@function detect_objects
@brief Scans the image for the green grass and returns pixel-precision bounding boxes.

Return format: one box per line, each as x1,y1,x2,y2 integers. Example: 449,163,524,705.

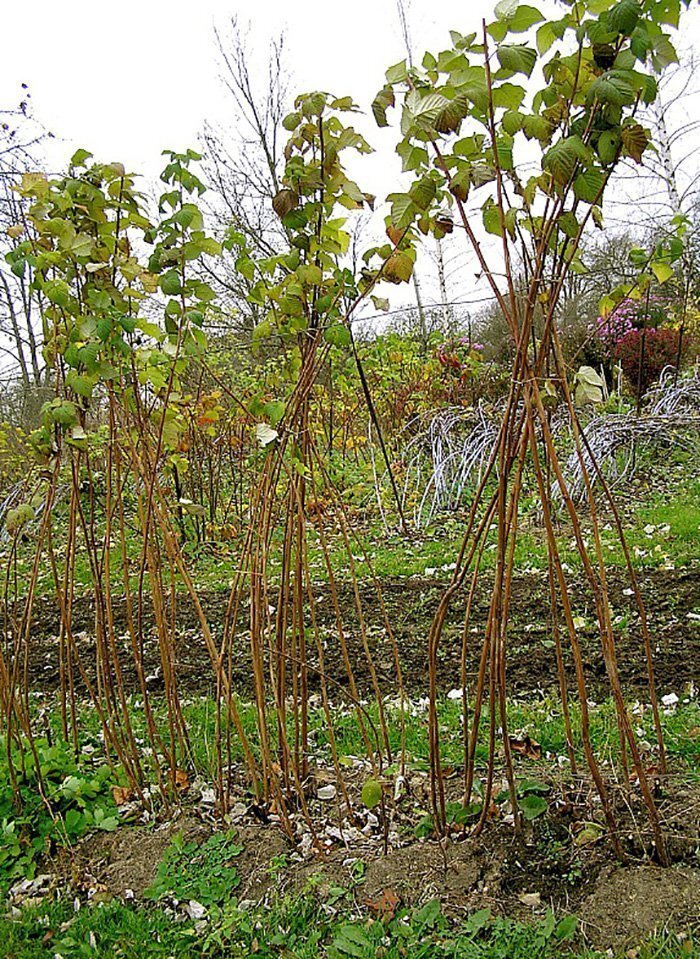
2,449,697,599
347,475,700,582
32,693,700,787
1,891,697,959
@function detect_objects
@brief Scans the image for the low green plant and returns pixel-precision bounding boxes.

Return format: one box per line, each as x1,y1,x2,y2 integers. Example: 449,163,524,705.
146,829,243,906
0,736,120,895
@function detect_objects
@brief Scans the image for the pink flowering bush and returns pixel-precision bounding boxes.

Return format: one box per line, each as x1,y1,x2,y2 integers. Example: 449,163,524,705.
593,295,677,395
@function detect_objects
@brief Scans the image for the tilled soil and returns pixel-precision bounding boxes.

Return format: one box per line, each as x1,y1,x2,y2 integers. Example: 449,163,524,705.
18,566,700,700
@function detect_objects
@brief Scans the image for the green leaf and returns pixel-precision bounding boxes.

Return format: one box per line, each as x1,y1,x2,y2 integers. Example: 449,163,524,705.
502,110,524,135
324,323,351,348
522,114,553,143
64,809,84,836
493,83,526,110
535,19,565,53
283,209,308,231
607,0,641,37
372,86,395,127
497,44,537,76
453,134,485,158
435,96,469,133
573,168,605,204
51,401,78,427
555,915,578,940
97,317,113,341
557,211,579,238
650,34,678,71
520,794,548,820
332,924,372,957
386,59,408,84
296,264,323,285
543,136,588,184
263,401,286,426
641,73,658,104
43,279,72,308
70,233,95,258
70,148,93,168
509,4,544,31
491,2,544,36
405,90,451,130
575,821,605,845
161,271,181,296
361,779,382,809
409,178,436,211
495,137,514,171
389,193,419,230
596,129,621,165
300,92,326,117
587,72,636,107
282,112,302,131
519,778,550,795
449,168,471,202
482,199,515,237
173,205,203,230
397,139,428,171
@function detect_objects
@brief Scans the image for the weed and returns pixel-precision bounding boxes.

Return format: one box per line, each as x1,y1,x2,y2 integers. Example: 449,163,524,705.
145,829,243,906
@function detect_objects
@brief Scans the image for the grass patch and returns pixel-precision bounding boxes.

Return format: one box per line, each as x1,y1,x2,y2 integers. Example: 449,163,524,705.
0,893,697,959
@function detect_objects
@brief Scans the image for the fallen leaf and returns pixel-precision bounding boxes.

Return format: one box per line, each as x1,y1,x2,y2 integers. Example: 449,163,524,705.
365,888,400,920
509,735,542,760
111,786,134,806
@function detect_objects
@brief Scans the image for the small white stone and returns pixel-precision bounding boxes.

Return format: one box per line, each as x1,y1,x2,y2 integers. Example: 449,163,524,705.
317,785,337,801
185,900,207,921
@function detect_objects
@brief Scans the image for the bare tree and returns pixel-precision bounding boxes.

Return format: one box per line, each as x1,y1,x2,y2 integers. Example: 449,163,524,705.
0,89,52,423
198,21,290,334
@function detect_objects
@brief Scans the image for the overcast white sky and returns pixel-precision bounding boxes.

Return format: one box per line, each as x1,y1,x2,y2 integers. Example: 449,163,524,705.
2,0,699,327
1,0,497,178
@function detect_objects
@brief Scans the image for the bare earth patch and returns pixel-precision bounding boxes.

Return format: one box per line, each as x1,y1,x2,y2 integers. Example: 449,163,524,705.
579,864,700,949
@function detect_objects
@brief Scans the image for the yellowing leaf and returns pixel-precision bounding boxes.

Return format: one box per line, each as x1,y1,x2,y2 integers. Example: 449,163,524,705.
650,261,674,284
